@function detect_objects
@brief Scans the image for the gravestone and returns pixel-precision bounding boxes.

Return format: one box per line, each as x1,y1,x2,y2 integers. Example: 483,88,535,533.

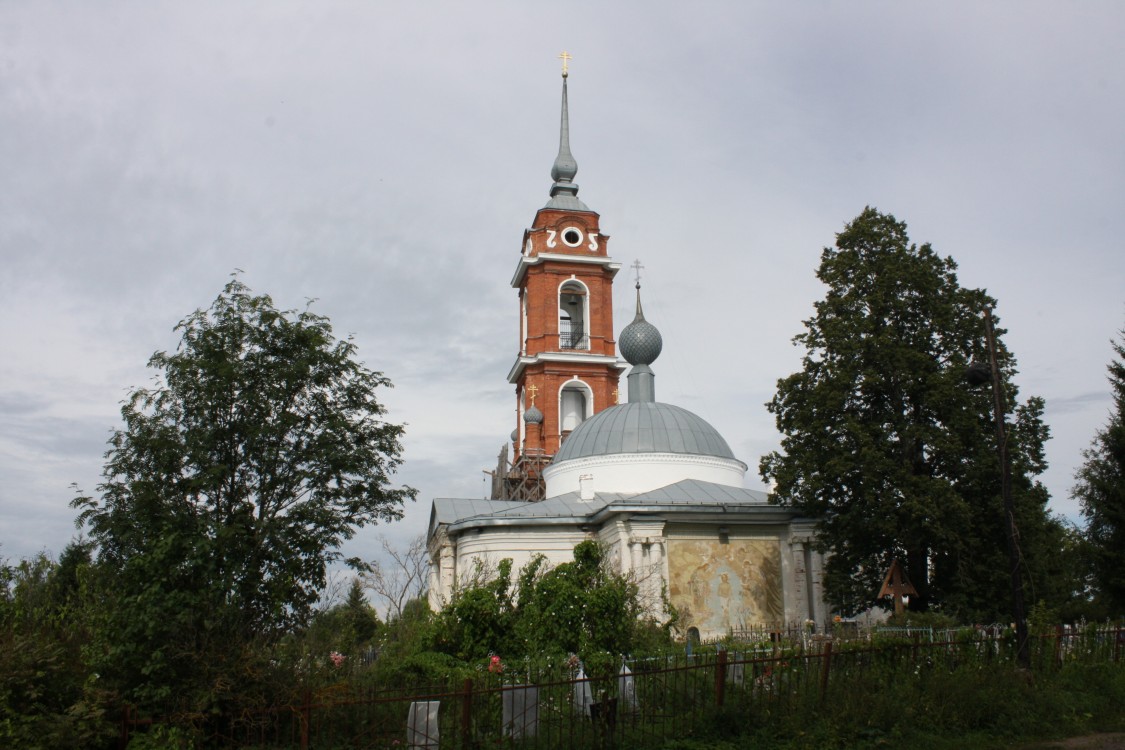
502,685,539,739
407,701,439,749
573,666,593,717
618,663,638,713
727,655,745,686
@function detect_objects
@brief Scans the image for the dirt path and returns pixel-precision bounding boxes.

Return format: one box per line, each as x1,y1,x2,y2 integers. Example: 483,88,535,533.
1021,735,1125,749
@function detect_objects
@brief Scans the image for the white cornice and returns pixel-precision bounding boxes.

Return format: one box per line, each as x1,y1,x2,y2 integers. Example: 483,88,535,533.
544,452,750,476
543,453,749,497
510,254,622,288
507,352,628,383
442,503,808,536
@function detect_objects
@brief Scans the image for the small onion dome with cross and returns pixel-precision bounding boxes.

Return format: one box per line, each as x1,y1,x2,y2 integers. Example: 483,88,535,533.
619,282,663,366
543,280,747,497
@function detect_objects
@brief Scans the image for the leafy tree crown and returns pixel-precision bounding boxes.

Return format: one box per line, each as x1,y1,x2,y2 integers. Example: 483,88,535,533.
72,278,414,709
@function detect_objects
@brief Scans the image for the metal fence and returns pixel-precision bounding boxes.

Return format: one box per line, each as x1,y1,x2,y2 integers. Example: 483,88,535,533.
120,625,1124,749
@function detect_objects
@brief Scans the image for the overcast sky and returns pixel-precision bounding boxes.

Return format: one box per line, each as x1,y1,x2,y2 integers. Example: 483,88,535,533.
2,2,1123,567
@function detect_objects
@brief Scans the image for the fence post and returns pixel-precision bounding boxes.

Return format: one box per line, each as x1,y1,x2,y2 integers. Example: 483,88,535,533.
819,642,833,704
912,631,920,664
715,649,728,708
119,704,130,750
461,678,473,748
300,690,310,750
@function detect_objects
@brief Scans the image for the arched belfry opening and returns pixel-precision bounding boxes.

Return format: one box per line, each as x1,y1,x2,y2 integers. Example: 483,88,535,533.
558,280,588,350
559,379,593,438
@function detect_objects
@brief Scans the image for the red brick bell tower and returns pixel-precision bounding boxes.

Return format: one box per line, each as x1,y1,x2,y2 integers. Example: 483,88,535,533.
500,59,624,500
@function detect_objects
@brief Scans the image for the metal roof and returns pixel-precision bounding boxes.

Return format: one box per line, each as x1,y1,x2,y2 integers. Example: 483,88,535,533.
430,498,527,530
433,479,784,535
622,479,768,505
552,402,736,463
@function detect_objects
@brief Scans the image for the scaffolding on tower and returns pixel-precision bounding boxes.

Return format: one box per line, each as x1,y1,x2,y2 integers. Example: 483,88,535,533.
487,444,550,502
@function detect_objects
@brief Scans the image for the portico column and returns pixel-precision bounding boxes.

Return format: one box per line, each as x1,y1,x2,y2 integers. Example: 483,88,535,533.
440,544,455,602
630,539,643,574
649,539,664,614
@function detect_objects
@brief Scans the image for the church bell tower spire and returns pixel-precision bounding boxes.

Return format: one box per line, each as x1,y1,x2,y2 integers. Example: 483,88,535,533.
500,56,625,501
547,55,586,211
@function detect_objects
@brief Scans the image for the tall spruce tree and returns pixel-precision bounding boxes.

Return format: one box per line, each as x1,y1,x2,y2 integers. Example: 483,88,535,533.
1074,328,1125,615
760,208,1063,618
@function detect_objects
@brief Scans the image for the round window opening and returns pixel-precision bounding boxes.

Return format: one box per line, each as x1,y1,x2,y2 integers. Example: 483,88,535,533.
561,228,583,247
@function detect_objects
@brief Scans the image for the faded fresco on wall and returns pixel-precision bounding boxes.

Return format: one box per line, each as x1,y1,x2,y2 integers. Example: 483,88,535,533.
666,538,783,634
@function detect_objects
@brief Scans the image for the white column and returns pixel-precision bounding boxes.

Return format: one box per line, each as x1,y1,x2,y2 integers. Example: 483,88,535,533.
790,540,807,623
440,545,455,603
649,539,664,617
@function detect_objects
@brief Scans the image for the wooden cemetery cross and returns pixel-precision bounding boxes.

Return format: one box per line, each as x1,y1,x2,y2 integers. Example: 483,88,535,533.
878,558,918,616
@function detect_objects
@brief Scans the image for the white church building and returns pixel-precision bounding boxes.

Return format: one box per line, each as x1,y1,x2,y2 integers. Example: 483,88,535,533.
427,66,827,640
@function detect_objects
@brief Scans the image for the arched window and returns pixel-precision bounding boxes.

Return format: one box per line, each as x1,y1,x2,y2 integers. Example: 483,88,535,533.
559,380,593,435
558,280,589,350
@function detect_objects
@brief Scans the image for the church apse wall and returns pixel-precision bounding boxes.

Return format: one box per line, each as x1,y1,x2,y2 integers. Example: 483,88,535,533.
666,536,783,637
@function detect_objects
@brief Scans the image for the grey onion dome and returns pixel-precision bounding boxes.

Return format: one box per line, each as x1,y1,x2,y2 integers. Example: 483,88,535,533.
523,404,544,424
618,284,663,366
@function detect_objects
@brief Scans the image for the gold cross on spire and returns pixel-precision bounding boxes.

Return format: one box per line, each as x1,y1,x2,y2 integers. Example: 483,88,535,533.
612,387,619,403
559,51,572,78
527,384,539,405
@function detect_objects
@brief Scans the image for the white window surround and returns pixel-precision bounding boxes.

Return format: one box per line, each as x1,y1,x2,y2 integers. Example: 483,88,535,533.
558,379,594,433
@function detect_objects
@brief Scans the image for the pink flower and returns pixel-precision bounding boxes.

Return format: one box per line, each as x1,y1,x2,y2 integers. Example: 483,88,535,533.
330,651,345,668
488,655,503,673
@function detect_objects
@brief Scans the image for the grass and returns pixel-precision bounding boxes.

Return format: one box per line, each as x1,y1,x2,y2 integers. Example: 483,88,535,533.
658,660,1125,750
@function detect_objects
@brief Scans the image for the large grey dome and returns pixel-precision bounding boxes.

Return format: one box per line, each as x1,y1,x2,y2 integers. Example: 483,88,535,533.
553,402,735,463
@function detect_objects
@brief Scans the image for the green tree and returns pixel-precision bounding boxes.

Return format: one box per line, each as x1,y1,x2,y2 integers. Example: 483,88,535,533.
72,278,414,712
343,578,382,645
0,544,108,749
432,542,647,675
513,541,642,665
1074,328,1125,616
760,208,1062,619
293,578,382,674
434,558,517,662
